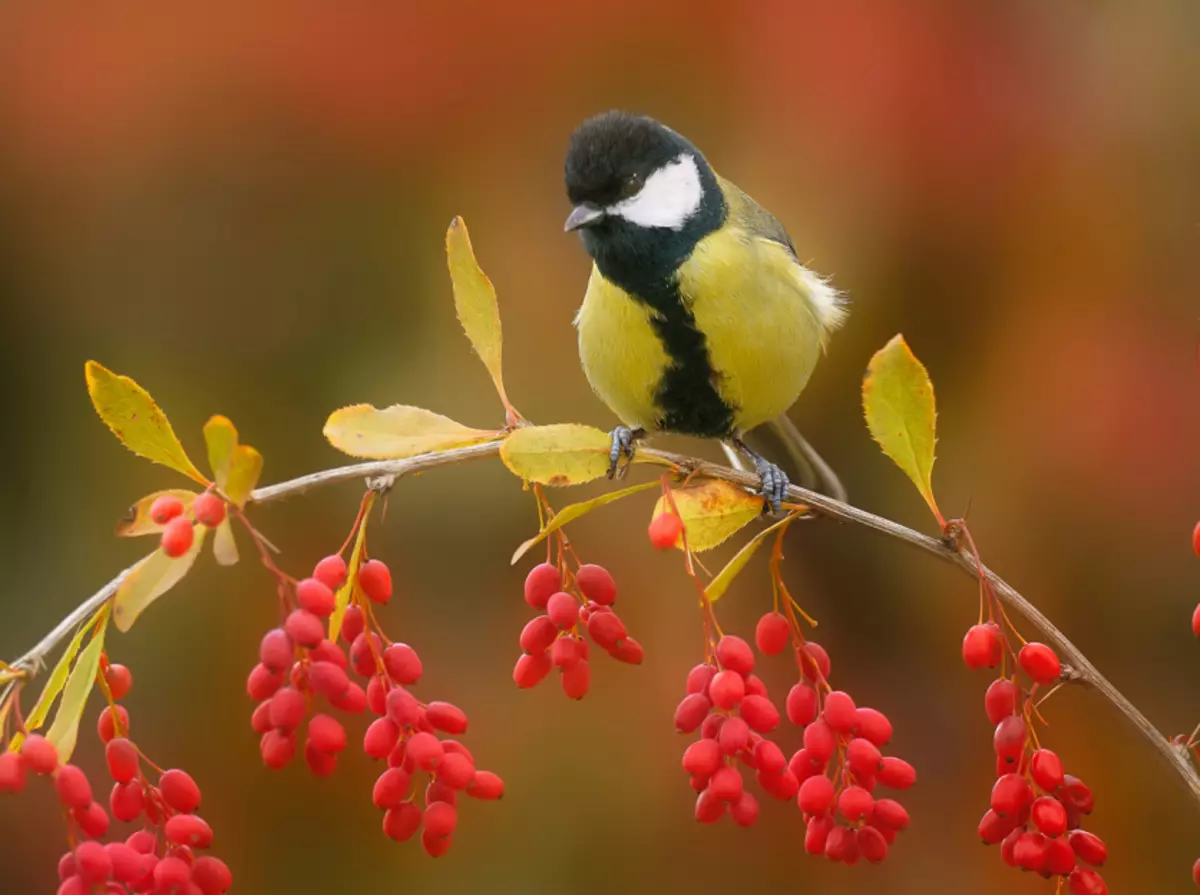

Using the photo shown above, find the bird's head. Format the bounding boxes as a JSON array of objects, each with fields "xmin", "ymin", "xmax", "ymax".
[{"xmin": 563, "ymin": 112, "xmax": 723, "ymax": 263}]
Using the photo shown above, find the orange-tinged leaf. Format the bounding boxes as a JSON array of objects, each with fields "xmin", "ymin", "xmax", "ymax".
[
  {"xmin": 203, "ymin": 416, "xmax": 263, "ymax": 507},
  {"xmin": 224, "ymin": 445, "xmax": 263, "ymax": 507},
  {"xmin": 446, "ymin": 216, "xmax": 514, "ymax": 418},
  {"xmin": 323, "ymin": 404, "xmax": 501, "ymax": 460},
  {"xmin": 500, "ymin": 424, "xmax": 662, "ymax": 486},
  {"xmin": 112, "ymin": 527, "xmax": 207, "ymax": 632},
  {"xmin": 510, "ymin": 480, "xmax": 661, "ymax": 564},
  {"xmin": 863, "ymin": 335, "xmax": 943, "ymax": 523},
  {"xmin": 705, "ymin": 516, "xmax": 794, "ymax": 603},
  {"xmin": 85, "ymin": 361, "xmax": 209, "ymax": 485},
  {"xmin": 329, "ymin": 495, "xmax": 375, "ymax": 643},
  {"xmin": 652, "ymin": 480, "xmax": 763, "ymax": 552},
  {"xmin": 45, "ymin": 609, "xmax": 108, "ymax": 762},
  {"xmin": 115, "ymin": 489, "xmax": 198, "ymax": 537}
]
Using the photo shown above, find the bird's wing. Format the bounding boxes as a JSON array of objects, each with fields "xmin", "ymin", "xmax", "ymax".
[{"xmin": 716, "ymin": 174, "xmax": 798, "ymax": 258}]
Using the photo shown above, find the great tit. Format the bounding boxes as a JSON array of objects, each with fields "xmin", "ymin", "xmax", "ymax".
[{"xmin": 563, "ymin": 110, "xmax": 846, "ymax": 512}]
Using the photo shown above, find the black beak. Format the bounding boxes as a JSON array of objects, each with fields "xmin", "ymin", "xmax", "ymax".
[{"xmin": 564, "ymin": 204, "xmax": 606, "ymax": 232}]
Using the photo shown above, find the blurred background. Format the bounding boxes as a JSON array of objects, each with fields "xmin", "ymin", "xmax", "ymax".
[{"xmin": 1, "ymin": 1, "xmax": 1199, "ymax": 892}]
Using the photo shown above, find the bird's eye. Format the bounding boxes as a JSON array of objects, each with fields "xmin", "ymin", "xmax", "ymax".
[{"xmin": 619, "ymin": 174, "xmax": 642, "ymax": 199}]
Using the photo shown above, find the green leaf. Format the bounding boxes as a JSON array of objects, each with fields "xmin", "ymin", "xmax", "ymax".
[
  {"xmin": 510, "ymin": 480, "xmax": 661, "ymax": 564},
  {"xmin": 652, "ymin": 481, "xmax": 763, "ymax": 552},
  {"xmin": 329, "ymin": 495, "xmax": 375, "ymax": 643},
  {"xmin": 323, "ymin": 404, "xmax": 501, "ymax": 460},
  {"xmin": 85, "ymin": 361, "xmax": 209, "ymax": 486},
  {"xmin": 12, "ymin": 614, "xmax": 102, "ymax": 749},
  {"xmin": 500, "ymin": 424, "xmax": 665, "ymax": 486},
  {"xmin": 706, "ymin": 516, "xmax": 794, "ymax": 603},
  {"xmin": 112, "ymin": 527, "xmax": 207, "ymax": 632},
  {"xmin": 863, "ymin": 334, "xmax": 943, "ymax": 523},
  {"xmin": 45, "ymin": 610, "xmax": 109, "ymax": 762},
  {"xmin": 203, "ymin": 415, "xmax": 263, "ymax": 508}
]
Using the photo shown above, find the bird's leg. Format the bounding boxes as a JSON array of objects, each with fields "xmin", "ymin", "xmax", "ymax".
[
  {"xmin": 728, "ymin": 436, "xmax": 789, "ymax": 515},
  {"xmin": 607, "ymin": 426, "xmax": 645, "ymax": 479}
]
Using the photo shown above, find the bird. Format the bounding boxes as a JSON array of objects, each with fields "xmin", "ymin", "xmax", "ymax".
[{"xmin": 562, "ymin": 110, "xmax": 847, "ymax": 513}]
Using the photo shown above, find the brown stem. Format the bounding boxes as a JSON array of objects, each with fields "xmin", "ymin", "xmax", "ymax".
[{"xmin": 4, "ymin": 438, "xmax": 1197, "ymax": 806}]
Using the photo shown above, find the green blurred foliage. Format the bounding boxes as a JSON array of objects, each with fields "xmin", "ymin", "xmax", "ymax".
[{"xmin": 1, "ymin": 1, "xmax": 1199, "ymax": 892}]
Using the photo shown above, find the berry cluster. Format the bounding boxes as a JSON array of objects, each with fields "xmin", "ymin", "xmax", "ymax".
[
  {"xmin": 676, "ymin": 620, "xmax": 914, "ymax": 864},
  {"xmin": 962, "ymin": 626, "xmax": 1109, "ymax": 892},
  {"xmin": 1, "ymin": 661, "xmax": 232, "ymax": 894},
  {"xmin": 514, "ymin": 562, "xmax": 642, "ymax": 698},
  {"xmin": 248, "ymin": 547, "xmax": 502, "ymax": 857},
  {"xmin": 1191, "ymin": 520, "xmax": 1200, "ymax": 636},
  {"xmin": 151, "ymin": 492, "xmax": 227, "ymax": 559}
]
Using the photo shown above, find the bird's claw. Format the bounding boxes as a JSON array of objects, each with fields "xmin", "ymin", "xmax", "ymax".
[
  {"xmin": 752, "ymin": 456, "xmax": 790, "ymax": 516},
  {"xmin": 607, "ymin": 426, "xmax": 641, "ymax": 479}
]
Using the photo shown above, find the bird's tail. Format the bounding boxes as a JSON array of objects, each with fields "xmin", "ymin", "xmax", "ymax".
[{"xmin": 720, "ymin": 414, "xmax": 846, "ymax": 504}]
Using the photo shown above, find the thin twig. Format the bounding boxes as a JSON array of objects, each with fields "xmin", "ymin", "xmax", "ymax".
[{"xmin": 5, "ymin": 439, "xmax": 1198, "ymax": 806}]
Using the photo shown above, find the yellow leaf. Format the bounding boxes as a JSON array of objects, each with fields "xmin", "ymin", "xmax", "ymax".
[
  {"xmin": 446, "ymin": 216, "xmax": 515, "ymax": 419},
  {"xmin": 203, "ymin": 416, "xmax": 263, "ymax": 507},
  {"xmin": 510, "ymin": 481, "xmax": 661, "ymax": 564},
  {"xmin": 652, "ymin": 480, "xmax": 763, "ymax": 552},
  {"xmin": 112, "ymin": 527, "xmax": 207, "ymax": 632},
  {"xmin": 323, "ymin": 404, "xmax": 501, "ymax": 460},
  {"xmin": 500, "ymin": 424, "xmax": 660, "ymax": 486},
  {"xmin": 329, "ymin": 495, "xmax": 375, "ymax": 643},
  {"xmin": 115, "ymin": 489, "xmax": 198, "ymax": 537},
  {"xmin": 45, "ymin": 609, "xmax": 109, "ymax": 762},
  {"xmin": 212, "ymin": 518, "xmax": 239, "ymax": 567},
  {"xmin": 863, "ymin": 335, "xmax": 943, "ymax": 523},
  {"xmin": 706, "ymin": 516, "xmax": 794, "ymax": 603},
  {"xmin": 14, "ymin": 613, "xmax": 102, "ymax": 748},
  {"xmin": 85, "ymin": 362, "xmax": 209, "ymax": 486}
]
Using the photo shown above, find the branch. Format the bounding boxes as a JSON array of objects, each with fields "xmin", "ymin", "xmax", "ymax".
[{"xmin": 6, "ymin": 439, "xmax": 1198, "ymax": 808}]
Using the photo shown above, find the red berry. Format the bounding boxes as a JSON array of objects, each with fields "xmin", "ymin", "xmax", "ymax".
[
  {"xmin": 74, "ymin": 841, "xmax": 111, "ymax": 884},
  {"xmin": 0, "ymin": 752, "xmax": 27, "ymax": 793},
  {"xmin": 109, "ymin": 780, "xmax": 144, "ymax": 821},
  {"xmin": 739, "ymin": 694, "xmax": 780, "ymax": 733},
  {"xmin": 165, "ymin": 813, "xmax": 213, "ymax": 849},
  {"xmin": 1032, "ymin": 795, "xmax": 1068, "ymax": 836},
  {"xmin": 648, "ymin": 512, "xmax": 683, "ymax": 550},
  {"xmin": 753, "ymin": 739, "xmax": 787, "ymax": 776},
  {"xmin": 382, "ymin": 643, "xmax": 423, "ymax": 685},
  {"xmin": 308, "ymin": 714, "xmax": 346, "ymax": 753},
  {"xmin": 799, "ymin": 641, "xmax": 831, "ymax": 682},
  {"xmin": 350, "ymin": 632, "xmax": 382, "ymax": 677},
  {"xmin": 149, "ymin": 495, "xmax": 185, "ymax": 525},
  {"xmin": 192, "ymin": 856, "xmax": 233, "ymax": 895},
  {"xmin": 520, "ymin": 616, "xmax": 558, "ymax": 654},
  {"xmin": 304, "ymin": 741, "xmax": 338, "ymax": 777},
  {"xmin": 561, "ymin": 659, "xmax": 591, "ymax": 699},
  {"xmin": 97, "ymin": 705, "xmax": 129, "ymax": 743},
  {"xmin": 962, "ymin": 622, "xmax": 1002, "ymax": 669},
  {"xmin": 309, "ymin": 661, "xmax": 351, "ymax": 700},
  {"xmin": 1069, "ymin": 830, "xmax": 1108, "ymax": 866},
  {"xmin": 694, "ymin": 787, "xmax": 725, "ymax": 823},
  {"xmin": 838, "ymin": 785, "xmax": 874, "ymax": 822},
  {"xmin": 285, "ymin": 609, "xmax": 324, "ymax": 648},
  {"xmin": 364, "ymin": 718, "xmax": 400, "ymax": 759},
  {"xmin": 1045, "ymin": 836, "xmax": 1077, "ymax": 876},
  {"xmin": 296, "ymin": 578, "xmax": 336, "ymax": 617},
  {"xmin": 1030, "ymin": 748, "xmax": 1065, "ymax": 792},
  {"xmin": 269, "ymin": 687, "xmax": 306, "ymax": 731},
  {"xmin": 383, "ymin": 802, "xmax": 423, "ymax": 842},
  {"xmin": 786, "ymin": 682, "xmax": 819, "ymax": 726},
  {"xmin": 261, "ymin": 730, "xmax": 296, "ymax": 769},
  {"xmin": 104, "ymin": 664, "xmax": 133, "ymax": 700},
  {"xmin": 55, "ymin": 764, "xmax": 93, "ymax": 809},
  {"xmin": 710, "ymin": 670, "xmax": 746, "ymax": 710},
  {"xmin": 852, "ymin": 707, "xmax": 892, "ymax": 746},
  {"xmin": 873, "ymin": 798, "xmax": 909, "ymax": 830},
  {"xmin": 423, "ymin": 800, "xmax": 458, "ymax": 838},
  {"xmin": 161, "ymin": 517, "xmax": 195, "ymax": 558},
  {"xmin": 846, "ymin": 738, "xmax": 883, "ymax": 780},
  {"xmin": 1192, "ymin": 603, "xmax": 1200, "ymax": 638},
  {"xmin": 73, "ymin": 801, "xmax": 109, "ymax": 838},
  {"xmin": 824, "ymin": 826, "xmax": 858, "ymax": 864},
  {"xmin": 805, "ymin": 814, "xmax": 834, "ymax": 854},
  {"xmin": 759, "ymin": 767, "xmax": 800, "ymax": 800},
  {"xmin": 437, "ymin": 752, "xmax": 475, "ymax": 791},
  {"xmin": 313, "ymin": 554, "xmax": 347, "ymax": 591},
  {"xmin": 993, "ymin": 714, "xmax": 1028, "ymax": 767},
  {"xmin": 160, "ymin": 768, "xmax": 201, "ymax": 813},
  {"xmin": 981, "ymin": 809, "xmax": 1017, "ymax": 844},
  {"xmin": 1014, "ymin": 831, "xmax": 1050, "ymax": 873},
  {"xmin": 718, "ymin": 716, "xmax": 750, "ymax": 756},
  {"xmin": 1061, "ymin": 775, "xmax": 1095, "ymax": 814},
  {"xmin": 608, "ymin": 636, "xmax": 644, "ymax": 664},
  {"xmin": 797, "ymin": 774, "xmax": 836, "ymax": 815},
  {"xmin": 426, "ymin": 702, "xmax": 468, "ymax": 735},
  {"xmin": 467, "ymin": 770, "xmax": 505, "ymax": 800},
  {"xmin": 716, "ymin": 635, "xmax": 755, "ymax": 675},
  {"xmin": 856, "ymin": 826, "xmax": 888, "ymax": 863},
  {"xmin": 331, "ymin": 681, "xmax": 367, "ymax": 714},
  {"xmin": 20, "ymin": 734, "xmax": 59, "ymax": 774},
  {"xmin": 586, "ymin": 611, "xmax": 627, "ymax": 649},
  {"xmin": 523, "ymin": 563, "xmax": 561, "ymax": 609},
  {"xmin": 106, "ymin": 842, "xmax": 142, "ymax": 884},
  {"xmin": 709, "ymin": 765, "xmax": 743, "ymax": 802},
  {"xmin": 373, "ymin": 767, "xmax": 412, "ymax": 809},
  {"xmin": 359, "ymin": 559, "xmax": 393, "ymax": 604},
  {"xmin": 687, "ymin": 663, "xmax": 717, "ymax": 695},
  {"xmin": 126, "ymin": 830, "xmax": 157, "ymax": 854},
  {"xmin": 730, "ymin": 790, "xmax": 759, "ymax": 827},
  {"xmin": 259, "ymin": 628, "xmax": 293, "ymax": 673},
  {"xmin": 340, "ymin": 605, "xmax": 365, "ymax": 643},
  {"xmin": 513, "ymin": 651, "xmax": 552, "ymax": 688},
  {"xmin": 193, "ymin": 492, "xmax": 226, "ymax": 527},
  {"xmin": 674, "ymin": 693, "xmax": 712, "ymax": 733},
  {"xmin": 822, "ymin": 690, "xmax": 857, "ymax": 733},
  {"xmin": 877, "ymin": 757, "xmax": 916, "ymax": 790},
  {"xmin": 407, "ymin": 732, "xmax": 444, "ymax": 770},
  {"xmin": 575, "ymin": 564, "xmax": 617, "ymax": 605},
  {"xmin": 385, "ymin": 687, "xmax": 421, "ymax": 728},
  {"xmin": 1194, "ymin": 521, "xmax": 1200, "ymax": 558},
  {"xmin": 1019, "ymin": 642, "xmax": 1062, "ymax": 686},
  {"xmin": 984, "ymin": 677, "xmax": 1021, "ymax": 724},
  {"xmin": 154, "ymin": 856, "xmax": 191, "ymax": 889},
  {"xmin": 104, "ymin": 738, "xmax": 139, "ymax": 784},
  {"xmin": 754, "ymin": 612, "xmax": 790, "ymax": 656},
  {"xmin": 547, "ymin": 592, "xmax": 580, "ymax": 629},
  {"xmin": 991, "ymin": 773, "xmax": 1034, "ymax": 816}
]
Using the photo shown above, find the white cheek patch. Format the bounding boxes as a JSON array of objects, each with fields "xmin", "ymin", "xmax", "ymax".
[{"xmin": 610, "ymin": 154, "xmax": 703, "ymax": 230}]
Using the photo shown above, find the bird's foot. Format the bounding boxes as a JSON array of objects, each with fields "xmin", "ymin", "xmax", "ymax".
[
  {"xmin": 751, "ymin": 455, "xmax": 790, "ymax": 516},
  {"xmin": 607, "ymin": 426, "xmax": 643, "ymax": 479}
]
